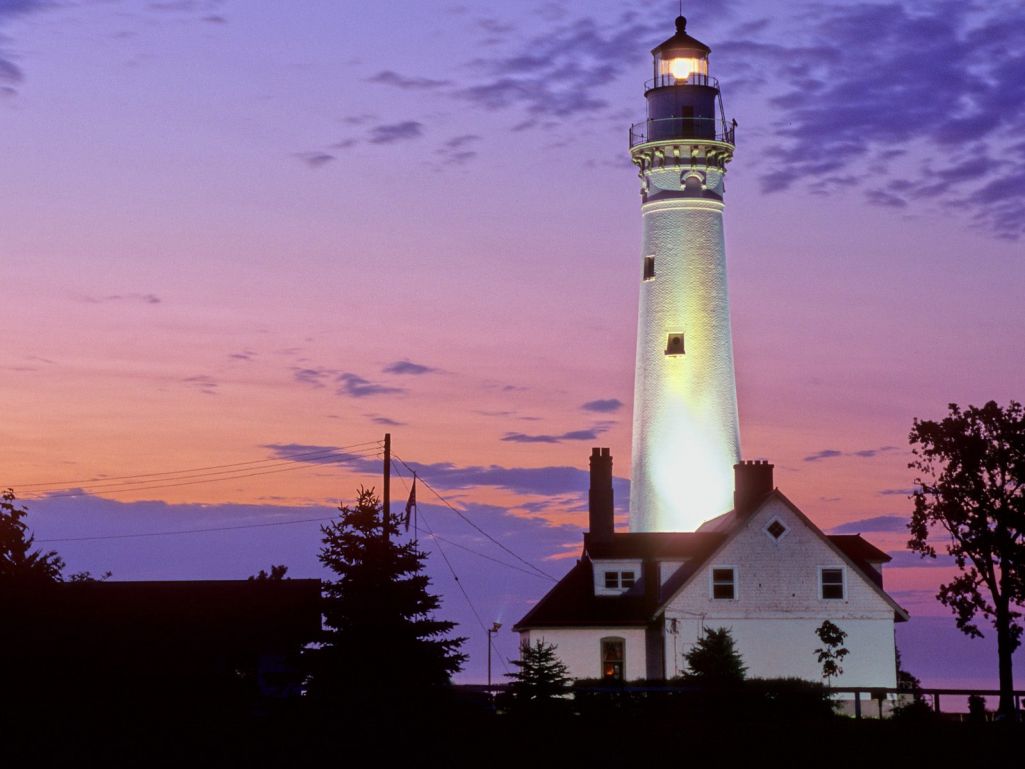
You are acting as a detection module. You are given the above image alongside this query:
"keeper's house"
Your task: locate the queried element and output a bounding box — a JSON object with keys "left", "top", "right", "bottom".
{"left": 515, "top": 449, "right": 908, "bottom": 685}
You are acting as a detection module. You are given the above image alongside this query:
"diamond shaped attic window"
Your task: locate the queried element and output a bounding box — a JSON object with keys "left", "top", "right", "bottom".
{"left": 767, "top": 520, "right": 787, "bottom": 540}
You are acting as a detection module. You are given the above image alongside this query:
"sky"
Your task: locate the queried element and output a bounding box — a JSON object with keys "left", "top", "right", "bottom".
{"left": 2, "top": 0, "right": 1024, "bottom": 690}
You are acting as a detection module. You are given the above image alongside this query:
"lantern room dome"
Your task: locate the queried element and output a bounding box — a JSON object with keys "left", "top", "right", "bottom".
{"left": 651, "top": 16, "right": 711, "bottom": 57}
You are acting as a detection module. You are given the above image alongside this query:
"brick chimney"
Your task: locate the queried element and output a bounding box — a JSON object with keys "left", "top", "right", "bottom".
{"left": 588, "top": 448, "right": 614, "bottom": 541}
{"left": 734, "top": 460, "right": 774, "bottom": 516}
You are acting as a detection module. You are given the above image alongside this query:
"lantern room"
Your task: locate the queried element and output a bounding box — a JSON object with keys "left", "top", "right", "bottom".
{"left": 651, "top": 15, "right": 711, "bottom": 87}
{"left": 631, "top": 16, "right": 732, "bottom": 147}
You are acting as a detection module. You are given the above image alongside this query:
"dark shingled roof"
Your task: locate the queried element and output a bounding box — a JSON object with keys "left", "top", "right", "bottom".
{"left": 829, "top": 534, "right": 891, "bottom": 588}
{"left": 514, "top": 559, "right": 653, "bottom": 630}
{"left": 584, "top": 531, "right": 725, "bottom": 559}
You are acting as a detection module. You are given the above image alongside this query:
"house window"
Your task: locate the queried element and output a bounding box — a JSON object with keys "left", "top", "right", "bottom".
{"left": 821, "top": 567, "right": 845, "bottom": 600}
{"left": 643, "top": 255, "right": 655, "bottom": 281}
{"left": 712, "top": 567, "right": 736, "bottom": 599}
{"left": 601, "top": 637, "right": 625, "bottom": 680}
{"left": 604, "top": 571, "right": 636, "bottom": 589}
{"left": 766, "top": 519, "right": 787, "bottom": 540}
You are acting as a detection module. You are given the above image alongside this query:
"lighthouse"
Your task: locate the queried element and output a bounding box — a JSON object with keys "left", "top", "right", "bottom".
{"left": 628, "top": 17, "right": 740, "bottom": 532}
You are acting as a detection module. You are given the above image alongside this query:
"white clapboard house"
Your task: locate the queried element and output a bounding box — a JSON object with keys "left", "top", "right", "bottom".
{"left": 515, "top": 450, "right": 908, "bottom": 686}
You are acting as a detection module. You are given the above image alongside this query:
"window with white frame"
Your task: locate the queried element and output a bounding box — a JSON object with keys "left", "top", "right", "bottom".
{"left": 820, "top": 567, "right": 845, "bottom": 600}
{"left": 601, "top": 637, "right": 625, "bottom": 680}
{"left": 603, "top": 570, "right": 636, "bottom": 590}
{"left": 711, "top": 567, "right": 736, "bottom": 599}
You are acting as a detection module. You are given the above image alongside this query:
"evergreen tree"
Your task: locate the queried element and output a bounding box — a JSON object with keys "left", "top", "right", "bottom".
{"left": 305, "top": 487, "right": 466, "bottom": 704}
{"left": 505, "top": 640, "right": 572, "bottom": 707}
{"left": 683, "top": 626, "right": 747, "bottom": 684}
{"left": 0, "top": 489, "right": 63, "bottom": 584}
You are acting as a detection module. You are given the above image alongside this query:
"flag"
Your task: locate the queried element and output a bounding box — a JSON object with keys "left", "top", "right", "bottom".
{"left": 403, "top": 476, "right": 416, "bottom": 531}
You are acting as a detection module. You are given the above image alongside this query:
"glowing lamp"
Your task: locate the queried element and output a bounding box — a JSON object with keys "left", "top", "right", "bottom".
{"left": 651, "top": 16, "right": 710, "bottom": 85}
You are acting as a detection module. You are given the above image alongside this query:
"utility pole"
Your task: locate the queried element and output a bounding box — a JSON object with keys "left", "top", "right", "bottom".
{"left": 487, "top": 621, "right": 502, "bottom": 705}
{"left": 382, "top": 432, "right": 391, "bottom": 540}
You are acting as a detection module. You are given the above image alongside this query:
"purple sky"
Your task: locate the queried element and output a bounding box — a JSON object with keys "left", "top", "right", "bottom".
{"left": 2, "top": 0, "right": 1024, "bottom": 687}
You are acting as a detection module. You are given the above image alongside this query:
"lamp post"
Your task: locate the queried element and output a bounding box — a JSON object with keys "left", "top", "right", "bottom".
{"left": 487, "top": 622, "right": 502, "bottom": 704}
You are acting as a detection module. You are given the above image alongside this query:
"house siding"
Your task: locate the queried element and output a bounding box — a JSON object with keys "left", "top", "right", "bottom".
{"left": 661, "top": 497, "right": 898, "bottom": 686}
{"left": 521, "top": 627, "right": 648, "bottom": 681}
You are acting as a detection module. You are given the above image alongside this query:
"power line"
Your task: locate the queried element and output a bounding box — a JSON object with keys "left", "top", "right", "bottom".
{"left": 37, "top": 516, "right": 339, "bottom": 543}
{"left": 391, "top": 460, "right": 510, "bottom": 673}
{"left": 8, "top": 439, "right": 382, "bottom": 490}
{"left": 430, "top": 533, "right": 555, "bottom": 581}
{"left": 416, "top": 504, "right": 510, "bottom": 675}
{"left": 393, "top": 452, "right": 559, "bottom": 583}
{"left": 20, "top": 447, "right": 382, "bottom": 500}
{"left": 388, "top": 460, "right": 551, "bottom": 581}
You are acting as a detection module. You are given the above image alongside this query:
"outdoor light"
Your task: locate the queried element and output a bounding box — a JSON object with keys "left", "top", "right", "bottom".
{"left": 487, "top": 621, "right": 502, "bottom": 706}
{"left": 668, "top": 57, "right": 695, "bottom": 81}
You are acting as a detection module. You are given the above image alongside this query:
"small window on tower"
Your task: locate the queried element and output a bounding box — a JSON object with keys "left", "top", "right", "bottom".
{"left": 666, "top": 333, "right": 685, "bottom": 356}
{"left": 643, "top": 256, "right": 655, "bottom": 281}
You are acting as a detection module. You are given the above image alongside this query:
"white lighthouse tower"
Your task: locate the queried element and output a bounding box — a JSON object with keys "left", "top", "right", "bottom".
{"left": 628, "top": 17, "right": 740, "bottom": 532}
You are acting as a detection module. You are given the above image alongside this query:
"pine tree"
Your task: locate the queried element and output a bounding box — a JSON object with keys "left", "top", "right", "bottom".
{"left": 683, "top": 626, "right": 747, "bottom": 684}
{"left": 505, "top": 640, "right": 572, "bottom": 707}
{"left": 0, "top": 489, "right": 64, "bottom": 584}
{"left": 305, "top": 486, "right": 466, "bottom": 704}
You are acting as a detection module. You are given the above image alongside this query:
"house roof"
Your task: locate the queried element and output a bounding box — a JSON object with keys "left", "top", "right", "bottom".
{"left": 584, "top": 530, "right": 725, "bottom": 560}
{"left": 515, "top": 493, "right": 908, "bottom": 630}
{"left": 514, "top": 559, "right": 653, "bottom": 630}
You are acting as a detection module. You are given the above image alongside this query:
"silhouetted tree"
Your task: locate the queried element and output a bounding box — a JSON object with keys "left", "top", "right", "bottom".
{"left": 683, "top": 626, "right": 746, "bottom": 684}
{"left": 814, "top": 620, "right": 849, "bottom": 685}
{"left": 305, "top": 486, "right": 466, "bottom": 706}
{"left": 249, "top": 564, "right": 288, "bottom": 581}
{"left": 505, "top": 640, "right": 571, "bottom": 710}
{"left": 907, "top": 401, "right": 1025, "bottom": 718}
{"left": 66, "top": 570, "right": 112, "bottom": 582}
{"left": 0, "top": 489, "right": 63, "bottom": 584}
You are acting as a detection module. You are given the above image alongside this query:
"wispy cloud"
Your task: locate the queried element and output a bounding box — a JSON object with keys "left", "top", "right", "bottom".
{"left": 78, "top": 293, "right": 162, "bottom": 305}
{"left": 581, "top": 398, "right": 623, "bottom": 413}
{"left": 292, "top": 367, "right": 334, "bottom": 388}
{"left": 294, "top": 151, "right": 335, "bottom": 169}
{"left": 264, "top": 442, "right": 630, "bottom": 499}
{"left": 885, "top": 551, "right": 957, "bottom": 569}
{"left": 436, "top": 133, "right": 482, "bottom": 164}
{"left": 382, "top": 360, "right": 436, "bottom": 376}
{"left": 830, "top": 515, "right": 908, "bottom": 535}
{"left": 368, "top": 120, "right": 424, "bottom": 144}
{"left": 367, "top": 415, "right": 406, "bottom": 427}
{"left": 367, "top": 70, "right": 451, "bottom": 90}
{"left": 336, "top": 373, "right": 404, "bottom": 398}
{"left": 501, "top": 423, "right": 611, "bottom": 444}
{"left": 803, "top": 446, "right": 898, "bottom": 462}
{"left": 182, "top": 374, "right": 218, "bottom": 395}
{"left": 879, "top": 488, "right": 917, "bottom": 497}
